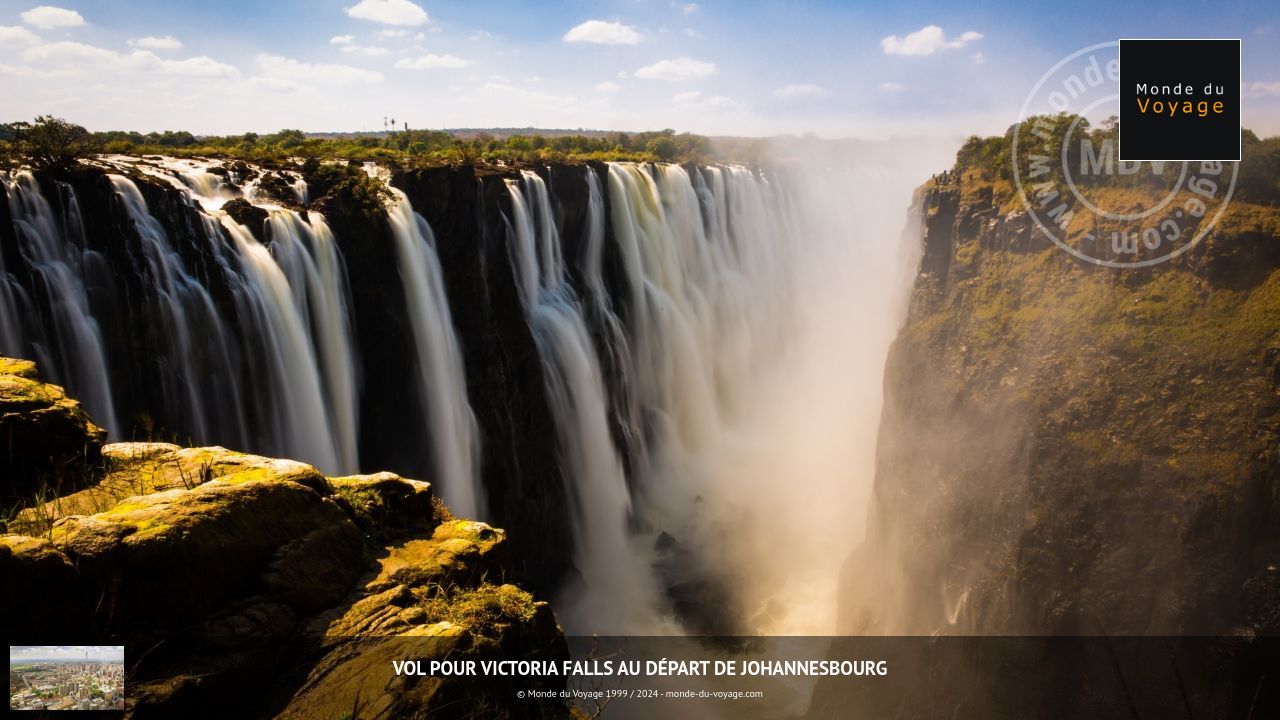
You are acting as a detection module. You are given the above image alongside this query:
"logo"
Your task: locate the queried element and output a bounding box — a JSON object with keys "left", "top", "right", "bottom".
{"left": 1012, "top": 41, "right": 1237, "bottom": 268}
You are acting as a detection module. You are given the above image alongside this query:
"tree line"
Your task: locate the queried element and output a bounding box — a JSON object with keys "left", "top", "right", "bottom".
{"left": 951, "top": 113, "right": 1279, "bottom": 206}
{"left": 0, "top": 116, "right": 720, "bottom": 170}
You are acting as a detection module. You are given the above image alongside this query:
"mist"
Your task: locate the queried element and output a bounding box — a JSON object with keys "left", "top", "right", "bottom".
{"left": 553, "top": 137, "right": 958, "bottom": 636}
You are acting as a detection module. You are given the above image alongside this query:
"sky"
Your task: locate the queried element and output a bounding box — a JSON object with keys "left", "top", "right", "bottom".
{"left": 10, "top": 646, "right": 125, "bottom": 663}
{"left": 0, "top": 0, "right": 1278, "bottom": 138}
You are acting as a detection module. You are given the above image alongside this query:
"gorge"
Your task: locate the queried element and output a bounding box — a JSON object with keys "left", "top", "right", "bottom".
{"left": 6, "top": 130, "right": 1277, "bottom": 718}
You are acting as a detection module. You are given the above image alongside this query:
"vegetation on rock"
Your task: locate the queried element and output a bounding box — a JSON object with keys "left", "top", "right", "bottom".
{"left": 844, "top": 129, "right": 1280, "bottom": 641}
{"left": 0, "top": 356, "right": 570, "bottom": 719}
{"left": 0, "top": 357, "right": 106, "bottom": 514}
{"left": 0, "top": 115, "right": 724, "bottom": 169}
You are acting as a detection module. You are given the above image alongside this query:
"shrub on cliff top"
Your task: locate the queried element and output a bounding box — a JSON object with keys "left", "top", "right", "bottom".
{"left": 6, "top": 116, "right": 101, "bottom": 170}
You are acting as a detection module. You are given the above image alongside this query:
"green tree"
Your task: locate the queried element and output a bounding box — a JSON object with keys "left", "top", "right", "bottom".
{"left": 12, "top": 116, "right": 101, "bottom": 170}
{"left": 646, "top": 136, "right": 679, "bottom": 161}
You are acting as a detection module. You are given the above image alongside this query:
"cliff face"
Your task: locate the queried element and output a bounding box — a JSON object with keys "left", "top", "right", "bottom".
{"left": 844, "top": 180, "right": 1280, "bottom": 637}
{"left": 390, "top": 166, "right": 575, "bottom": 590}
{"left": 1, "top": 357, "right": 568, "bottom": 719}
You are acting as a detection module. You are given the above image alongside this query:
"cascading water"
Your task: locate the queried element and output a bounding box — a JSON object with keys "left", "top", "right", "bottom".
{"left": 110, "top": 174, "right": 241, "bottom": 445}
{"left": 505, "top": 170, "right": 664, "bottom": 633}
{"left": 600, "top": 156, "right": 936, "bottom": 635}
{"left": 266, "top": 211, "right": 360, "bottom": 473}
{"left": 385, "top": 188, "right": 482, "bottom": 519}
{"left": 2, "top": 171, "right": 119, "bottom": 433}
{"left": 3, "top": 149, "right": 947, "bottom": 639}
{"left": 511, "top": 157, "right": 933, "bottom": 637}
{"left": 154, "top": 165, "right": 361, "bottom": 475}
{"left": 216, "top": 216, "right": 345, "bottom": 474}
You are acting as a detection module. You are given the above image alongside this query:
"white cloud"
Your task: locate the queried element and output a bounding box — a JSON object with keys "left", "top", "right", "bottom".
{"left": 880, "top": 25, "right": 983, "bottom": 56}
{"left": 249, "top": 76, "right": 302, "bottom": 92}
{"left": 159, "top": 55, "right": 240, "bottom": 78}
{"left": 478, "top": 81, "right": 572, "bottom": 108}
{"left": 563, "top": 20, "right": 644, "bottom": 46}
{"left": 879, "top": 82, "right": 904, "bottom": 93}
{"left": 680, "top": 3, "right": 700, "bottom": 14}
{"left": 394, "top": 53, "right": 472, "bottom": 69}
{"left": 378, "top": 29, "right": 407, "bottom": 38}
{"left": 330, "top": 35, "right": 354, "bottom": 45}
{"left": 1245, "top": 80, "right": 1280, "bottom": 98}
{"left": 128, "top": 35, "right": 182, "bottom": 50}
{"left": 20, "top": 5, "right": 84, "bottom": 30}
{"left": 256, "top": 53, "right": 382, "bottom": 84}
{"left": 594, "top": 80, "right": 621, "bottom": 92}
{"left": 635, "top": 56, "right": 716, "bottom": 81}
{"left": 469, "top": 30, "right": 492, "bottom": 41}
{"left": 345, "top": 0, "right": 429, "bottom": 26}
{"left": 774, "top": 83, "right": 830, "bottom": 99}
{"left": 0, "top": 25, "right": 40, "bottom": 46}
{"left": 341, "top": 44, "right": 391, "bottom": 56}
{"left": 971, "top": 51, "right": 985, "bottom": 65}
{"left": 673, "top": 89, "right": 740, "bottom": 110}
{"left": 683, "top": 27, "right": 703, "bottom": 39}
{"left": 23, "top": 41, "right": 239, "bottom": 78}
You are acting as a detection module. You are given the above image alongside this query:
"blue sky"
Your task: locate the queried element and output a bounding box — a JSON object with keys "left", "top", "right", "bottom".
{"left": 1, "top": 0, "right": 1277, "bottom": 137}
{"left": 10, "top": 645, "right": 124, "bottom": 662}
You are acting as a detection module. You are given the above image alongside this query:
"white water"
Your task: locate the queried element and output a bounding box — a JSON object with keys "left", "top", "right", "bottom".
{"left": 601, "top": 156, "right": 939, "bottom": 635}
{"left": 267, "top": 211, "right": 360, "bottom": 473}
{"left": 110, "top": 174, "right": 242, "bottom": 443}
{"left": 385, "top": 188, "right": 482, "bottom": 519}
{"left": 217, "top": 216, "right": 345, "bottom": 473}
{"left": 505, "top": 170, "right": 665, "bottom": 633}
{"left": 153, "top": 166, "right": 361, "bottom": 475}
{"left": 4, "top": 149, "right": 949, "bottom": 640}
{"left": 2, "top": 172, "right": 119, "bottom": 433}
{"left": 511, "top": 152, "right": 945, "bottom": 637}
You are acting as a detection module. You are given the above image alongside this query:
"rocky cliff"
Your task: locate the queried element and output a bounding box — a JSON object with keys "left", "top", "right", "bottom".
{"left": 848, "top": 173, "right": 1280, "bottom": 637}
{"left": 1, "top": 357, "right": 569, "bottom": 719}
{"left": 813, "top": 153, "right": 1280, "bottom": 717}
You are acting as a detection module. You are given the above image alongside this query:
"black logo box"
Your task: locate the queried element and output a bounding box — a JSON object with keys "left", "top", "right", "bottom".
{"left": 1119, "top": 39, "right": 1241, "bottom": 162}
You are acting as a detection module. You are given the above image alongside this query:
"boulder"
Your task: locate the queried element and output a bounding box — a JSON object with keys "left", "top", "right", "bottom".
{"left": 221, "top": 198, "right": 268, "bottom": 242}
{"left": 329, "top": 471, "right": 437, "bottom": 540}
{"left": 0, "top": 534, "right": 91, "bottom": 640}
{"left": 10, "top": 442, "right": 329, "bottom": 535}
{"left": 53, "top": 474, "right": 362, "bottom": 637}
{"left": 271, "top": 517, "right": 566, "bottom": 720}
{"left": 0, "top": 357, "right": 106, "bottom": 507}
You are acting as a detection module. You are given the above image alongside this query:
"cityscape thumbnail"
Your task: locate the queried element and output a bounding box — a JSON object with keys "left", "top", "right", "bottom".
{"left": 9, "top": 647, "right": 125, "bottom": 712}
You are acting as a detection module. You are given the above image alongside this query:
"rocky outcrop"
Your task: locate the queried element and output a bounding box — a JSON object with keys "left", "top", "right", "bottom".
{"left": 0, "top": 357, "right": 106, "bottom": 506}
{"left": 815, "top": 170, "right": 1280, "bottom": 717}
{"left": 0, "top": 534, "right": 92, "bottom": 640}
{"left": 2, "top": 358, "right": 569, "bottom": 719}
{"left": 849, "top": 179, "right": 1280, "bottom": 638}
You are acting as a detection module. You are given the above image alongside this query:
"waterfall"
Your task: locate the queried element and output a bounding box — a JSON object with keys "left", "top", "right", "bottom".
{"left": 505, "top": 170, "right": 663, "bottom": 633}
{"left": 153, "top": 165, "right": 361, "bottom": 475}
{"left": 109, "top": 175, "right": 249, "bottom": 446}
{"left": 603, "top": 159, "right": 937, "bottom": 634}
{"left": 2, "top": 172, "right": 119, "bottom": 433}
{"left": 216, "top": 216, "right": 345, "bottom": 474}
{"left": 266, "top": 211, "right": 360, "bottom": 474}
{"left": 385, "top": 188, "right": 482, "bottom": 519}
{"left": 2, "top": 152, "right": 943, "bottom": 637}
